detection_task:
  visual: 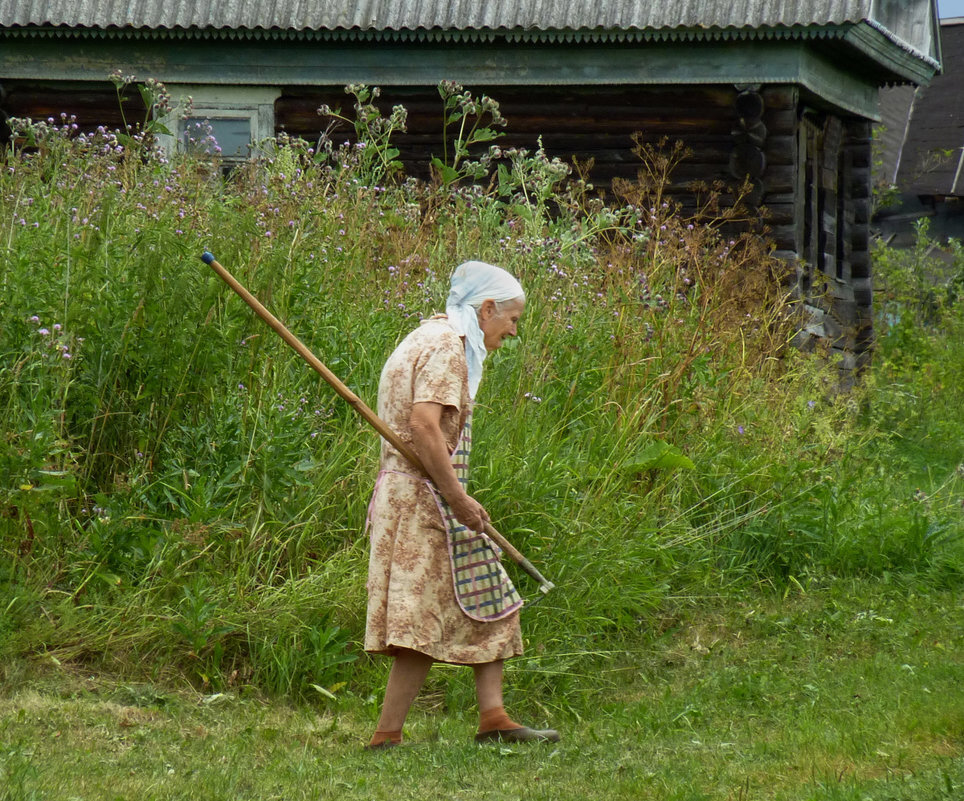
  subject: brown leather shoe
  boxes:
[475,726,560,743]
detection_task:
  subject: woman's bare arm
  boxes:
[409,401,489,532]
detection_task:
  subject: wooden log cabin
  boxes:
[0,1,942,371]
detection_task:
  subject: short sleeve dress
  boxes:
[364,316,523,664]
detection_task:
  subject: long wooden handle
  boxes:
[202,252,554,594]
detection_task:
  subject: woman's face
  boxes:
[478,298,524,352]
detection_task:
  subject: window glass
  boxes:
[181,117,253,158]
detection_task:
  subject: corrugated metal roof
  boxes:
[0,0,911,32]
[1,1,940,69]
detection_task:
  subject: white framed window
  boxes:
[157,85,281,162]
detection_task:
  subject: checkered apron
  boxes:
[434,413,523,622]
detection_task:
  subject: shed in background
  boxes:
[877,17,964,248]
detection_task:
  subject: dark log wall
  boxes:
[278,84,823,271]
[1,83,147,132]
[1,81,749,194]
[847,121,874,367]
[745,86,799,252]
[276,84,747,193]
[773,97,874,377]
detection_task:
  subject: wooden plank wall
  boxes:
[278,83,813,268]
[1,83,147,132]
[2,80,755,202]
[756,86,799,256]
[276,84,748,193]
[845,119,874,371]
[778,101,874,378]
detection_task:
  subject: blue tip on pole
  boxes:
[201,251,215,264]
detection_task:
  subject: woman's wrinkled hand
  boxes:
[450,493,490,533]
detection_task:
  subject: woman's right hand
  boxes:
[449,493,490,533]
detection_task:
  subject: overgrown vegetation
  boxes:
[1,80,962,730]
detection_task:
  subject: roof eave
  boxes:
[0,20,940,90]
[844,22,940,85]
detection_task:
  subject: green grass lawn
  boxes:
[3,579,961,801]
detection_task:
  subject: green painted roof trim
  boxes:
[0,20,936,84]
[0,35,890,118]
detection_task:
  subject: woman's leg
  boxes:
[473,659,560,743]
[474,659,521,732]
[473,659,505,712]
[370,649,434,744]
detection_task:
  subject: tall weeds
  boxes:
[1,85,961,706]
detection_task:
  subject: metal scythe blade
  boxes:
[201,251,554,594]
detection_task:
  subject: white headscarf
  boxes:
[445,260,525,398]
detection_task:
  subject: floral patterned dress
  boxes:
[364,316,523,664]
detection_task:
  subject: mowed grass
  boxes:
[2,580,961,801]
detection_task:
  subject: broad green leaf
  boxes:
[626,440,696,472]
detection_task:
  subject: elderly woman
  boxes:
[364,260,559,748]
